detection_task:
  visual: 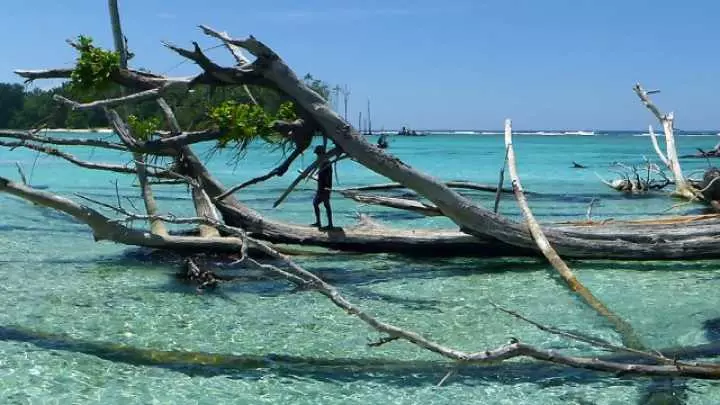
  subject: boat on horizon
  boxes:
[397,126,425,136]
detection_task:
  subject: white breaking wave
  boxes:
[513,131,594,136]
[563,130,595,136]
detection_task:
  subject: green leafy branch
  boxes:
[70,36,120,91]
[210,101,297,152]
[128,115,161,141]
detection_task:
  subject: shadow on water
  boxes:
[2,323,720,392]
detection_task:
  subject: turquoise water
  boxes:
[2,131,720,403]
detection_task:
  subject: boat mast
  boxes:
[367,98,372,135]
[342,85,350,121]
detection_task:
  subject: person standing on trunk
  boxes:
[311,145,334,229]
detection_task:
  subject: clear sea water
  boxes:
[2,130,720,404]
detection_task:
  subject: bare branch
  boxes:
[633,83,665,121]
[14,68,73,82]
[0,140,143,175]
[491,303,671,364]
[14,67,191,90]
[504,119,644,350]
[199,26,277,60]
[271,147,343,207]
[648,125,670,167]
[163,41,268,87]
[156,97,181,134]
[15,162,28,186]
[239,232,720,378]
[0,130,127,151]
[339,191,442,216]
[0,176,244,252]
[53,87,168,110]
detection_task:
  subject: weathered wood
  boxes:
[108,0,166,236]
[237,227,720,379]
[341,181,515,194]
[0,130,128,151]
[339,191,442,216]
[648,125,670,167]
[0,177,244,252]
[505,119,643,349]
[633,84,696,199]
[0,140,157,176]
[177,150,512,256]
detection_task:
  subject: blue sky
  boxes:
[1,0,719,130]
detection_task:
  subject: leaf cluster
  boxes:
[210,101,297,151]
[70,36,120,91]
[127,115,161,141]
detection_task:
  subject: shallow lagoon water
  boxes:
[1,132,720,404]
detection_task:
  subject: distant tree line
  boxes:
[0,74,330,130]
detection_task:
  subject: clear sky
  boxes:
[1,0,719,130]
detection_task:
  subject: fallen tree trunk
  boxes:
[180,149,517,255]
[188,28,720,260]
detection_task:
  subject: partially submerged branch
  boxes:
[504,119,644,349]
[0,176,242,252]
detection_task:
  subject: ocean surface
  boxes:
[2,130,720,404]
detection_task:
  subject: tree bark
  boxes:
[108,0,167,236]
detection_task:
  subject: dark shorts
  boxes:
[314,190,331,204]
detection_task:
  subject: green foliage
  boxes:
[70,36,120,91]
[0,72,327,134]
[0,83,24,128]
[275,101,298,122]
[127,115,161,140]
[303,74,330,100]
[209,101,297,151]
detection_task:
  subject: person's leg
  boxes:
[311,195,321,227]
[323,199,333,228]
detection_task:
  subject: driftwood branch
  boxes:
[648,125,670,167]
[222,220,720,379]
[0,130,127,151]
[0,176,242,251]
[340,181,516,194]
[339,191,442,216]
[633,83,696,199]
[504,119,644,349]
[0,140,152,176]
[53,86,168,110]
